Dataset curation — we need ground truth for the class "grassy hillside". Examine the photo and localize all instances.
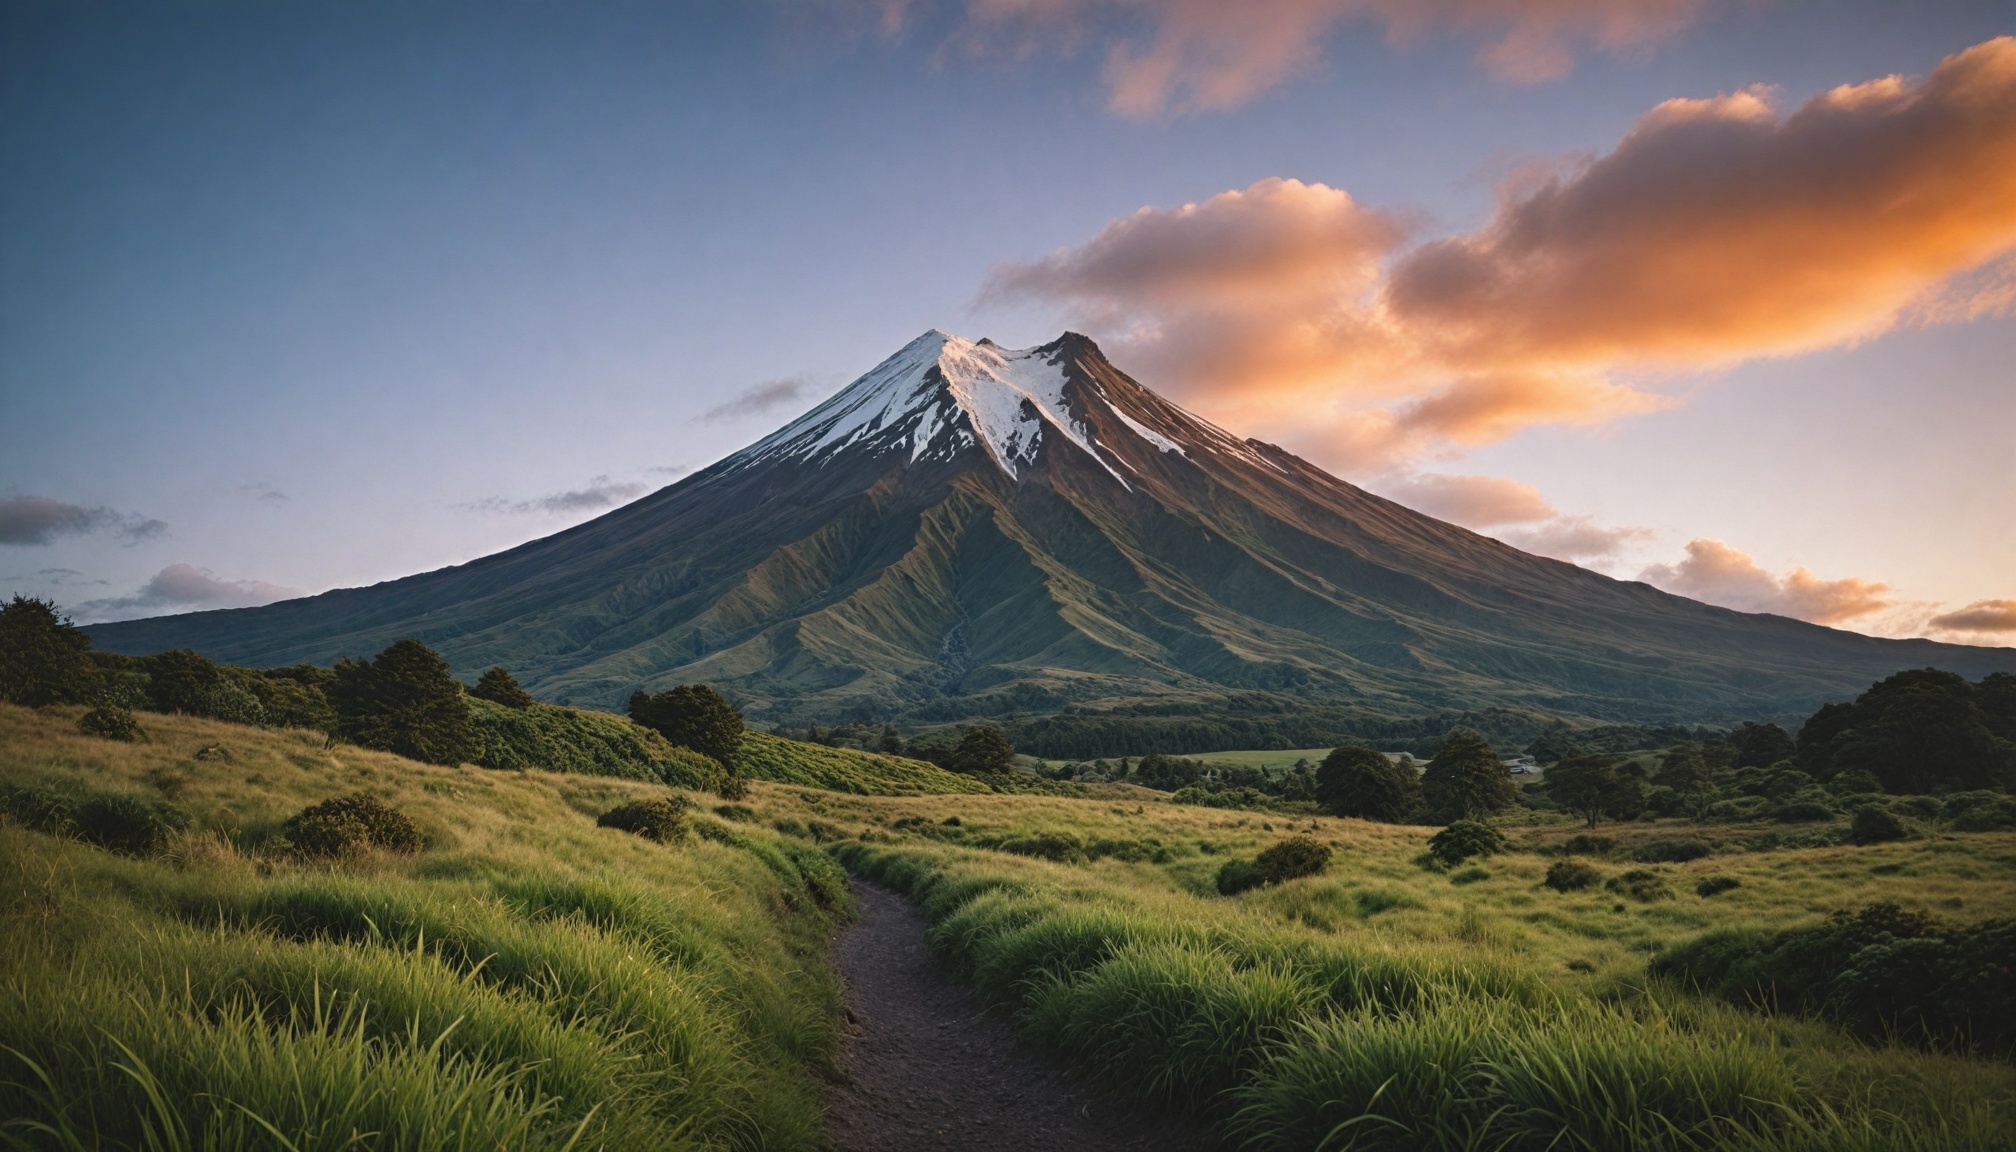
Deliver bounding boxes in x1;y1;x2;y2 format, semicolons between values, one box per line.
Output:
743;786;2016;1149
735;730;990;795
0;702;853;1150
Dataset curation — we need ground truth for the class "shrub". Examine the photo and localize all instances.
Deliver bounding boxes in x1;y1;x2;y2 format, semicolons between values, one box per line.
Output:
596;797;690;843
714;804;758;822
1630;839;1711;864
1426;819;1503;865
73;794;188;855
997;831;1086;863
1604;869;1672;902
1943;790;2016;831
1774;799;1836;823
1544;860;1601;892
0;596;101;706
470;665;536;708
1657;903;2016;1057
716;775;749;801
1558;834;1615;856
76;705;142;742
1314;745;1422;822
627;684;743;767
328;640;475;765
1216;837;1331;896
284;793;424;857
1695;876;1741;897
1848;805;1908;845
947;725;1015;775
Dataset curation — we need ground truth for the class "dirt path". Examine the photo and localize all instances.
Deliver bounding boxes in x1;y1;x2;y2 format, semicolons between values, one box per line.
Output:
823;881;1215;1152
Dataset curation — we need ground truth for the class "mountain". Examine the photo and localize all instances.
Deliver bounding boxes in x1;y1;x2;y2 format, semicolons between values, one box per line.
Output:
88;330;2015;725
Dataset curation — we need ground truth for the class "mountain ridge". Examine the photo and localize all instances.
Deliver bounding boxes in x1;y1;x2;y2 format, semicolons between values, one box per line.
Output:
88;330;2016;724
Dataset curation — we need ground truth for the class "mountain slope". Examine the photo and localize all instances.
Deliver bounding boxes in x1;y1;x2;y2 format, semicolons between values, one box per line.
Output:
89;330;2015;723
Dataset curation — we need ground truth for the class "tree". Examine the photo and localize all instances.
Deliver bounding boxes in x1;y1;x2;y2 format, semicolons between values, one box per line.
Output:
1794;669;2016;794
1652;743;1713;793
1728;721;1796;768
472;666;536;709
879;724;906;755
1315;745;1423;822
947;724;1015;774
1543;755;1643;829
1421;729;1517;822
328;639;477;766
628;684;744;768
0;596;100;706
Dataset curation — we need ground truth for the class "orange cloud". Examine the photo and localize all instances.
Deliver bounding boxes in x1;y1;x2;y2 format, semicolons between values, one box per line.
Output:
1370;472;1555;527
1496;516;1652;565
985;39;2016;469
1929;599;2016;634
921;0;1702;115
1639;538;1894;625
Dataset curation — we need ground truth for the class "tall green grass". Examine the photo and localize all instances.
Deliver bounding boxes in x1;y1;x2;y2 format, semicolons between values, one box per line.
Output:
835;838;2016;1151
0;703;853;1151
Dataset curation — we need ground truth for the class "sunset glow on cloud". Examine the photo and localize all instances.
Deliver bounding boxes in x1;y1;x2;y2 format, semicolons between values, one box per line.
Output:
986;37;2016;470
1640;538;1895;625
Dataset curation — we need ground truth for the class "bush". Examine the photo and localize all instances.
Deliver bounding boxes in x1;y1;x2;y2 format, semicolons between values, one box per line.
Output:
627;684;743;767
1848;805;1908;845
470;666;536;709
1943;790;2016;831
1604;869;1672;902
716;775;749;801
284;794;424;857
0;596;101;706
1217;836;1332;896
998;831;1086;863
596;797;690;843
1558;834;1615;856
1314;745;1422;822
329;640;475;765
76;706;142;742
74;794;188;855
1695;876;1741;897
1544;860;1601;892
1774;799;1836;823
1630;838;1711;864
1656;903;2016;1057
1426;819;1503;866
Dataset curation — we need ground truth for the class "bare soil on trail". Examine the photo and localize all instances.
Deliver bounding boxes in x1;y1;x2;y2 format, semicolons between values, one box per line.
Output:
823;881;1215;1152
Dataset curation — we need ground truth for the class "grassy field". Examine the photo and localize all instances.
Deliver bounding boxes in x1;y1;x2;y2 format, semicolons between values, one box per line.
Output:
743;786;2016;1150
0;702;855;1151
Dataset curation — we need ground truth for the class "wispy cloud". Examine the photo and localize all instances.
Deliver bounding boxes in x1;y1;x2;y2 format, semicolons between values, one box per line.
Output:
74;563;300;622
985;38;2016;471
462;476;648;516
0;495;166;546
860;0;1704;117
699;377;816;423
239;482;289;504
1371;471;1650;564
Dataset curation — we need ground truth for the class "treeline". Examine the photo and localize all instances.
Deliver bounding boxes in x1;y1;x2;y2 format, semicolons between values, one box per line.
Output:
0;596;739;791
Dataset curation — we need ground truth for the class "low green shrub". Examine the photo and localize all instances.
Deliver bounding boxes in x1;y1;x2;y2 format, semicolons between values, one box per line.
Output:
1848;805;1907;845
76;706;143;742
1631;839;1711;863
995;831;1086;863
713;804;758;822
1695;876;1741;897
595;797;689;843
284;794;424;857
1557;834;1615;856
1544;860;1601;892
0;783;186;855
1656;903;2016;1057
1217;836;1332;895
1943;790;2016;831
1604;869;1672;902
1426;820;1502;865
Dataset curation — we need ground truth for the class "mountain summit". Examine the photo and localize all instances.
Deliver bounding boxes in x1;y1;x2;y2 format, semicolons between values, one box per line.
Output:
89;331;2014;723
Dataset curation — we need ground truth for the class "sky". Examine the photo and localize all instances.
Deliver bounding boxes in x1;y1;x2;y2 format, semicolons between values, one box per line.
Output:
2;0;2012;645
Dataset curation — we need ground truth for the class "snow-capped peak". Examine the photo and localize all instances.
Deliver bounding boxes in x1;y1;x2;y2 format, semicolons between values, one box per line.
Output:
731;329;1116;481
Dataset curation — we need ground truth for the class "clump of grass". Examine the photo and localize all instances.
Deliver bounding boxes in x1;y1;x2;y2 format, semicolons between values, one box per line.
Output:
596;796;689;843
1545;860;1601;892
284;793;423;857
1696;875;1741;897
1604;868;1673;902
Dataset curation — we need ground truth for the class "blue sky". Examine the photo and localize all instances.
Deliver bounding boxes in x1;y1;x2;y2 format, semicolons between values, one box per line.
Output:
2;0;2011;641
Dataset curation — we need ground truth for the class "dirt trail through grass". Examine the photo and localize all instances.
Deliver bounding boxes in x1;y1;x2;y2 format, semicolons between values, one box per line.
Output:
824;881;1212;1152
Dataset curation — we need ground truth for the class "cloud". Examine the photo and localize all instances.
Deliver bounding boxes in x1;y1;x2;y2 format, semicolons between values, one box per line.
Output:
463;476;648;516
874;0;1703;116
1495;515;1651;565
985;38;2016;470
0;495;166;546
75;563;300;621
1640;538;1894;625
700;377;816;423
1928;599;2016;635
239;483;289;504
647;464;692;477
1369;472;1555;527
